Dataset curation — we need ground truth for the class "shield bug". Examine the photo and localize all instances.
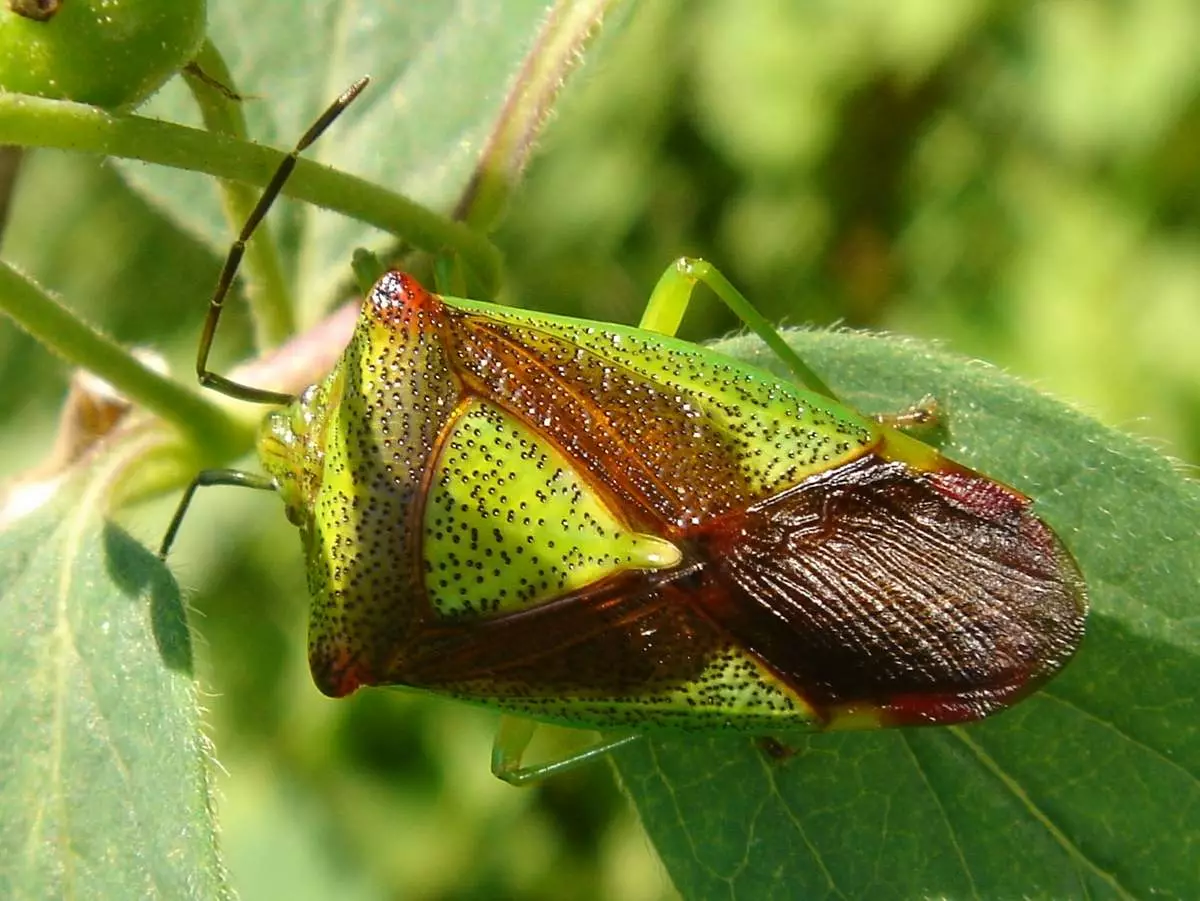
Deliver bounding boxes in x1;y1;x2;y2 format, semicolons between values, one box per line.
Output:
160;81;1088;785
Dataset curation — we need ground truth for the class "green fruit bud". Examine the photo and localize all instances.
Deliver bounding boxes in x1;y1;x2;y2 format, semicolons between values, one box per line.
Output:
0;0;207;109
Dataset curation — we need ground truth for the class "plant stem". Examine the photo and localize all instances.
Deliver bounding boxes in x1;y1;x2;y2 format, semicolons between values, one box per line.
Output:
0;93;503;295
184;40;294;349
0;261;252;458
455;0;629;232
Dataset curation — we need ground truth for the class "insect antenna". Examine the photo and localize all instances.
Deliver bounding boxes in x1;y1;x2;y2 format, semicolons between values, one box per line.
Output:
195;76;370;406
158;77;370;560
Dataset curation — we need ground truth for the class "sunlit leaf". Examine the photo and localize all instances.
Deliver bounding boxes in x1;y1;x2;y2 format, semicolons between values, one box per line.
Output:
0;468;227;900
616;330;1199;900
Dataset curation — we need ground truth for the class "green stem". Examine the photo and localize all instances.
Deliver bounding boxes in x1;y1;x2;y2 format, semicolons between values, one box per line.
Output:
183;40;294;349
0;260;251;458
0;93;503;294
455;0;629;232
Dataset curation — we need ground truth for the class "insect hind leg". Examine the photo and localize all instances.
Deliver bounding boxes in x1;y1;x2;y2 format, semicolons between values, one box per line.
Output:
641;257;837;400
490;715;643;786
874;394;943;433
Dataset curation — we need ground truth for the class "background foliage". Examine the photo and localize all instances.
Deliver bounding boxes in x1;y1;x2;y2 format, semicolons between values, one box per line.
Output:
2;1;1199;899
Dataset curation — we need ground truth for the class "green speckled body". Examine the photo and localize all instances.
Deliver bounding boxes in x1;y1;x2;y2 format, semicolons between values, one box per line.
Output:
259;271;1087;733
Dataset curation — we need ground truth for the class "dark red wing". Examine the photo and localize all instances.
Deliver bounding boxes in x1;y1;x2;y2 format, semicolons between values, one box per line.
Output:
697;454;1088;725
390;453;1085;728
392;568;727;696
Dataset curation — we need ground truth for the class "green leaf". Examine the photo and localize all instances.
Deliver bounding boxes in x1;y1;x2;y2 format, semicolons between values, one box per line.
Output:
614;329;1199;900
0;465;227;900
0;5;630;898
120;0;570;324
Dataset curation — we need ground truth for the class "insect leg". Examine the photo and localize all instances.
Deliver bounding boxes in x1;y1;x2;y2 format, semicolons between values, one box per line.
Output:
873;394;943;432
159;468;277;559
195;77;370;406
490;715;643;786
756;736;798;764
642;257;838;400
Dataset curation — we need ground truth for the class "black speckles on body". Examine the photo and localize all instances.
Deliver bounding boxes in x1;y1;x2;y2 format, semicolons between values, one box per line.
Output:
265;276;1083;732
423;400;680;618
447;307;877;530
268;285;461;696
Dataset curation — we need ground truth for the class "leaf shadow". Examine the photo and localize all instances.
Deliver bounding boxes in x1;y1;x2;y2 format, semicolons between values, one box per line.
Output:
1041;608;1199;773
102;522;194;675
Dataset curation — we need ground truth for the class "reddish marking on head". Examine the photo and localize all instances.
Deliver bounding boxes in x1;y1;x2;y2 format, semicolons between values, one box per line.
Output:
367;270;439;323
313;648;376;698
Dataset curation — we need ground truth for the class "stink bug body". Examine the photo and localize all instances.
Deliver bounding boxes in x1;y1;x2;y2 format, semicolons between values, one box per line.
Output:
161;81;1088;784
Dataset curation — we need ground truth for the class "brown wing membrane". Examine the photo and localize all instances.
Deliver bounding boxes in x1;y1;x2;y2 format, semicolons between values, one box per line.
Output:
393;568;727;697
389;453;1084;728
698;454;1088;725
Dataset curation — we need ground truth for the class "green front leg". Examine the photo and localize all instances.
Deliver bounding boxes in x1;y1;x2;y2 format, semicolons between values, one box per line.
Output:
490;716;643;786
640;257;838;400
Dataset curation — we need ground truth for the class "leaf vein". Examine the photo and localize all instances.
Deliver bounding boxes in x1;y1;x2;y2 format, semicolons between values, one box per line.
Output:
899;733;980;901
950;727;1136;900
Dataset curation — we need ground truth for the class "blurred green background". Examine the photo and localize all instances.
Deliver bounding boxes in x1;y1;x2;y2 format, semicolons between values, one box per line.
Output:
3;1;1199;899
